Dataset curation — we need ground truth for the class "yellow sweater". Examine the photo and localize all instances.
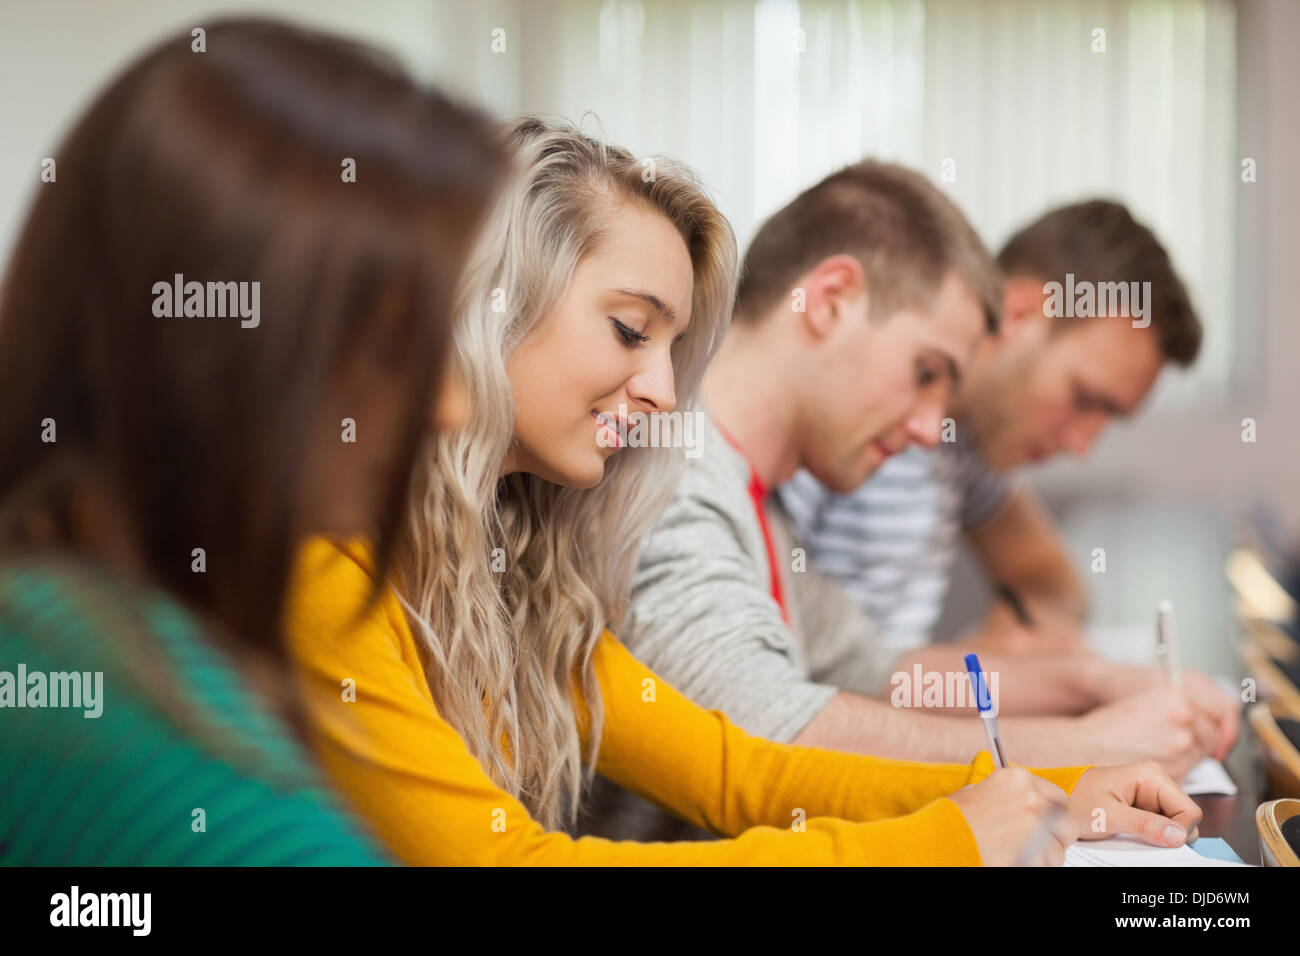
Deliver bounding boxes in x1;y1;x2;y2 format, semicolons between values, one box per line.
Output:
285;537;1088;865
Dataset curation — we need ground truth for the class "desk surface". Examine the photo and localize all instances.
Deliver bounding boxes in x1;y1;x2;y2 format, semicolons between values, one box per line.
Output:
1193;717;1262;864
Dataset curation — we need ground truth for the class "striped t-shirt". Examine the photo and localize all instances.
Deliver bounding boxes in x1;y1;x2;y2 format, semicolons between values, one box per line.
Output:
779;434;1016;652
0;559;387;866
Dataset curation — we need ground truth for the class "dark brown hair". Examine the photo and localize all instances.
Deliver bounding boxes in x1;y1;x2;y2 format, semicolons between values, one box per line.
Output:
997;199;1202;366
0;20;506;658
734;159;1001;333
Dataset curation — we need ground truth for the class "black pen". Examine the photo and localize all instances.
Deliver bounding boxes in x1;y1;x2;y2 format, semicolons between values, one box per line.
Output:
997;582;1036;630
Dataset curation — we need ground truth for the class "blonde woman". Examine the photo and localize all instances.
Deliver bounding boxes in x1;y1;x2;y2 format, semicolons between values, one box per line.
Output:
286;117;1201;865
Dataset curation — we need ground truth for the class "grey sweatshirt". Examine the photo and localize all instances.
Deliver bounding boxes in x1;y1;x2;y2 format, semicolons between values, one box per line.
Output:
577;409;897;841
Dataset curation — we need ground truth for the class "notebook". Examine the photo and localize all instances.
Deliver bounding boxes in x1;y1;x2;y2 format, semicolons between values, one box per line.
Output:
1064;834;1248;867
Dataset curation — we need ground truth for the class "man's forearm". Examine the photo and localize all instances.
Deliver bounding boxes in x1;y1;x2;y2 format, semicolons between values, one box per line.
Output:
968;489;1089;623
791;690;1098;765
1008;555;1088;622
1022;582;1087;625
891;645;1100;716
791;690;985;761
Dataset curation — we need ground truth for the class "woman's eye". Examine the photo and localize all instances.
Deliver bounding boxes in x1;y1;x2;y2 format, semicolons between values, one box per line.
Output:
915;363;937;388
611;317;649;346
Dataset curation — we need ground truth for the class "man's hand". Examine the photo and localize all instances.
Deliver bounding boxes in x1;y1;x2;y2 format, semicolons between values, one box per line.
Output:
1180;670;1242;760
967;621;1245;762
1085;664;1242;761
1075;684;1213;778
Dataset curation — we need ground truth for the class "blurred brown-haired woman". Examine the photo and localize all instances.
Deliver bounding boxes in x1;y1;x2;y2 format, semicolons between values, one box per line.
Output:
0;19;505;864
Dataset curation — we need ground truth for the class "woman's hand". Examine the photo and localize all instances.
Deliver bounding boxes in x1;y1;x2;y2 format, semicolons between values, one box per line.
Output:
949;767;1080;866
1067;762;1203;846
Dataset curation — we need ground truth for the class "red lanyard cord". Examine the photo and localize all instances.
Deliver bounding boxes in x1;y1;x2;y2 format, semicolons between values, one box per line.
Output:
713;419;791;626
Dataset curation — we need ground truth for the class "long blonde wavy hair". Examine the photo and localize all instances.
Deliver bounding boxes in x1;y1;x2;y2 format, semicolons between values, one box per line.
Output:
396;116;737;829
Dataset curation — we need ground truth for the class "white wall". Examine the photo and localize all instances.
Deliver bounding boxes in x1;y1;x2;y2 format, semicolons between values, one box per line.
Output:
1029;0;1300;542
0;0;449;265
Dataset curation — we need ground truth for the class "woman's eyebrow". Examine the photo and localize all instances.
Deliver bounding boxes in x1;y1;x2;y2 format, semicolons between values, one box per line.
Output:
606;288;680;327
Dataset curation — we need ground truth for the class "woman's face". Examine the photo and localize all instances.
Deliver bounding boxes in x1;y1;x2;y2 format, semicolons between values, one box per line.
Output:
503;201;694;488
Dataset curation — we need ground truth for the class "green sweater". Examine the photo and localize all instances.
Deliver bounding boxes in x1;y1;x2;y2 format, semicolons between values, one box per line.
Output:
0;559;388;865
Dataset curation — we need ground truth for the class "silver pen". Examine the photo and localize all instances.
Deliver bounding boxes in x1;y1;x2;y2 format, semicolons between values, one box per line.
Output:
1155;599;1182;685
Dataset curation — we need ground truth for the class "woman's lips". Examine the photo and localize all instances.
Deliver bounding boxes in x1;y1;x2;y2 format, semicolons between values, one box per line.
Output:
593;410;624;449
873;439;895;460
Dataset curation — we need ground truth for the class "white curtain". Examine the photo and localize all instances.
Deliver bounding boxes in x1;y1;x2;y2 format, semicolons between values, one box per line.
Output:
427;0;1238;400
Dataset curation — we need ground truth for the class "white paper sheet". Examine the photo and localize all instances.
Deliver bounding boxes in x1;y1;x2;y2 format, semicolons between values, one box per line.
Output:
1179;757;1239;795
1064;834;1247;867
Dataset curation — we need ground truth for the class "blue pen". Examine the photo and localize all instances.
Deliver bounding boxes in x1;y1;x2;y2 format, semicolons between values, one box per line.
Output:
964;653;1007;768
